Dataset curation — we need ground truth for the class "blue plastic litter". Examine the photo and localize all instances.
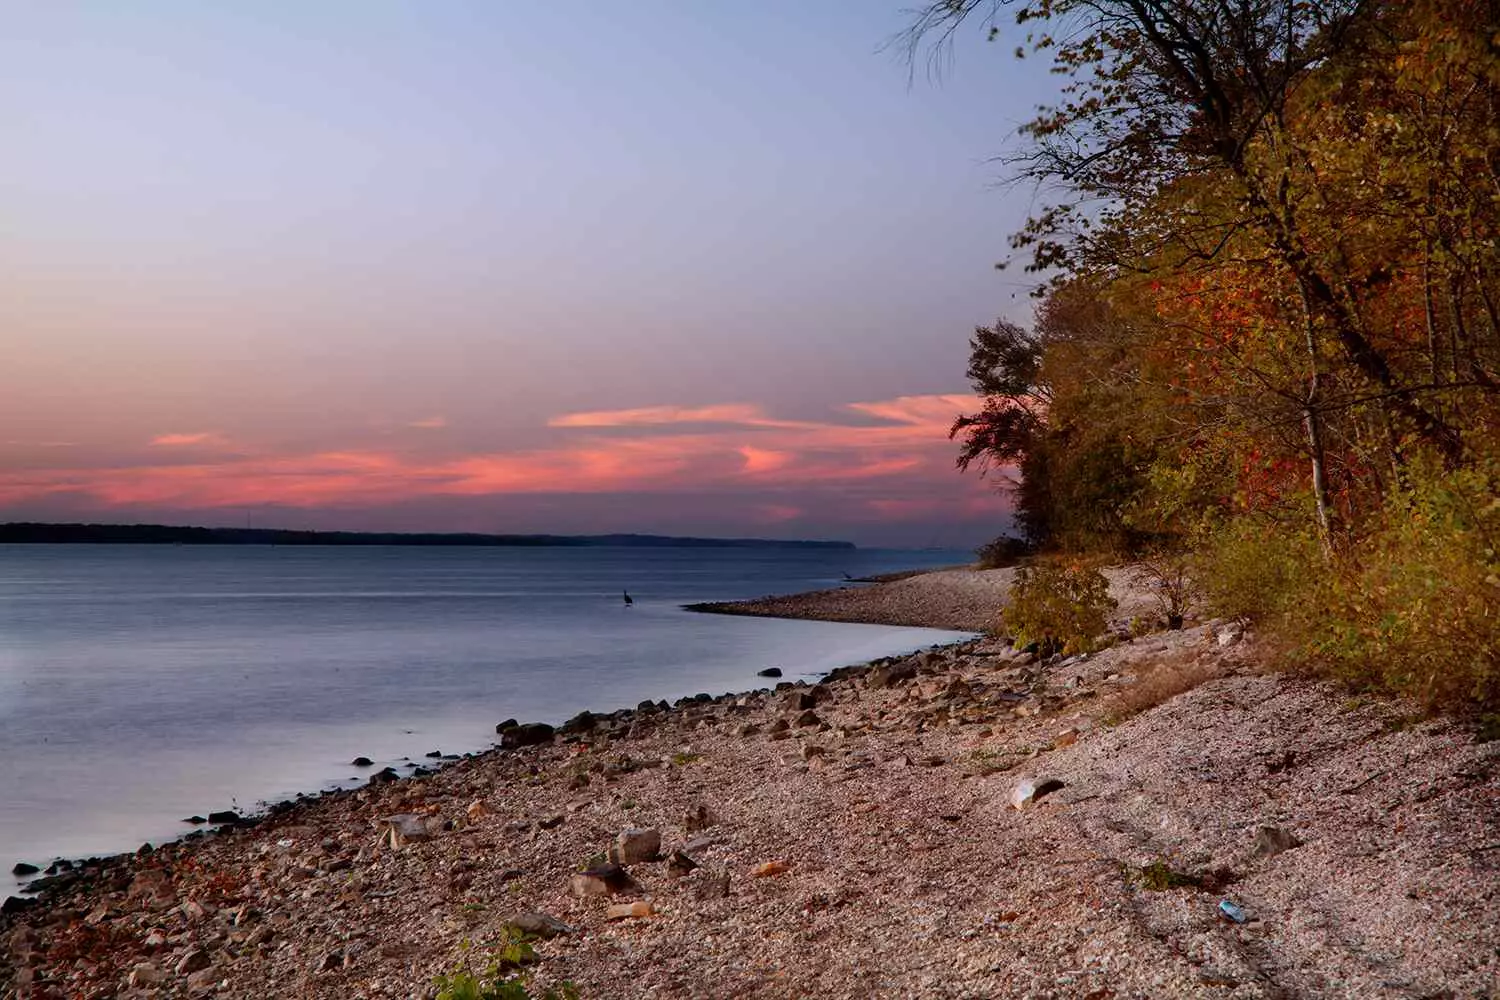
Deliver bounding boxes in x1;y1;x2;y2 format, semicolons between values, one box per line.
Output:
1218;899;1248;923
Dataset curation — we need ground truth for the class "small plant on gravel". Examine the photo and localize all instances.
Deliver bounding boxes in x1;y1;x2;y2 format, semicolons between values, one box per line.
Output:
1003;560;1118;656
1135;553;1195;629
670;752;702;766
433;933;578;1000
1126;860;1202;891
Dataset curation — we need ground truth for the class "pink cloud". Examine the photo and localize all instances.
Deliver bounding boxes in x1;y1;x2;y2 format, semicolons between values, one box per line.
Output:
408;416;447;429
1;394;1002;525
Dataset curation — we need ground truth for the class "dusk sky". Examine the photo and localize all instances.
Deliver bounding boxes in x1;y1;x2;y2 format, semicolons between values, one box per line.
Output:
1;2;1059;548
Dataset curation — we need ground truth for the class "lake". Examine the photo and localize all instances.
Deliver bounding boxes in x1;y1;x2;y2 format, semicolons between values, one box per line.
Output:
0;544;971;878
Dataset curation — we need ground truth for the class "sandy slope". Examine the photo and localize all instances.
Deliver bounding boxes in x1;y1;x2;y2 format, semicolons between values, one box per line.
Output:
3;570;1497;999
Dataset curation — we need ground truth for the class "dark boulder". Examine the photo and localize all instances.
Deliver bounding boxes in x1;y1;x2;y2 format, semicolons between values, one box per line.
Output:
757;667;783;678
494;718;519;734
11;862;39;876
561;711;597;734
206;810;240;825
500;722;555;749
350;757;373;768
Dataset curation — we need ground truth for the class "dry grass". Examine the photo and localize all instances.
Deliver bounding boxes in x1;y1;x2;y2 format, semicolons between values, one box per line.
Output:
1101;651;1226;725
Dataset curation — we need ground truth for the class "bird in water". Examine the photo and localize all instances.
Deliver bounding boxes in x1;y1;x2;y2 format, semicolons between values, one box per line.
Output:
623;589;634;607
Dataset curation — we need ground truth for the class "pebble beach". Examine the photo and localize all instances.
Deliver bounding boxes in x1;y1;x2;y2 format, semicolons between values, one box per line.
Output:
4;566;1497;999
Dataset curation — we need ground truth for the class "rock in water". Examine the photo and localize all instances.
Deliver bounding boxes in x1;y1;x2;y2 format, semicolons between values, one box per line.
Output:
757;667;783;678
206;810;239;825
350;756;373;767
10;862;38;876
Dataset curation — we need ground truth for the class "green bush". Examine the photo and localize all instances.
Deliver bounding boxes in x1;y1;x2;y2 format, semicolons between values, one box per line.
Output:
1195;460;1500;714
1196;518;1321;624
1286;462;1500;711
1002;560;1118;655
434;932;579;1000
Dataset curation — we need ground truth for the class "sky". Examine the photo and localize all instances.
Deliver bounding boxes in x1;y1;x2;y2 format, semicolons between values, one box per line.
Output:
0;2;1059;548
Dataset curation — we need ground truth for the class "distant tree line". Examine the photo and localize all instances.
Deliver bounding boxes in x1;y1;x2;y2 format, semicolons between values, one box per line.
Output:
0;522;855;550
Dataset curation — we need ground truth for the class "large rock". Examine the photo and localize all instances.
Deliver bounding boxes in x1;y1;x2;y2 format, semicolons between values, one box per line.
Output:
379;813;441;849
757;667;783;678
868;661;918;689
561;711;597;734
780;690;816;712
1252;825;1302;858
569;863;639;897
500;722;555;749
176;947;212;975
611;828;662;864
10;862;38;876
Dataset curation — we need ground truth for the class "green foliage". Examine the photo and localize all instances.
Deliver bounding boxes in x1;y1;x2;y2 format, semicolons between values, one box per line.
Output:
433;932;579;1000
1283;461;1500;712
976;534;1029;569
1127;860;1202;892
1197;519;1322;625
1003;560;1118;656
432;970;579;1000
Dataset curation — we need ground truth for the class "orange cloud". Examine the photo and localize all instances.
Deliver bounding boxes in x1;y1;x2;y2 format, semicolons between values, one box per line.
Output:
0;394;996;521
150;432;226;447
408;416;447;429
547;404;775;428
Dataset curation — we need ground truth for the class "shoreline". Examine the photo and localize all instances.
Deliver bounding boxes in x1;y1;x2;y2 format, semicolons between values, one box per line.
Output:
5;567;1498;999
7;570;989;892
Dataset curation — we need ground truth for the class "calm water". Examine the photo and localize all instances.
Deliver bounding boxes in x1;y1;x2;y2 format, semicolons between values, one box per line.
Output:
0;544;970;878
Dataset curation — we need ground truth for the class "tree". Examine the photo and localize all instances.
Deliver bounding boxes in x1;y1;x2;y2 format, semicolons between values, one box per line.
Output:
907;0;1484;469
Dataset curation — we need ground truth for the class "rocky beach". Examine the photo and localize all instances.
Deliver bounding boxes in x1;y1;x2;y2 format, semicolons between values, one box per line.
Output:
4;566;1498;999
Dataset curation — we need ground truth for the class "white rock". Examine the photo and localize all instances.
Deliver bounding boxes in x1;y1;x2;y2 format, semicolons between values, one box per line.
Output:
1011;776;1066;810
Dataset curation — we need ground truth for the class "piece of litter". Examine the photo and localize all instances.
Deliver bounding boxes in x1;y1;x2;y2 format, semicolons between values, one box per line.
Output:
1218;899;1247;923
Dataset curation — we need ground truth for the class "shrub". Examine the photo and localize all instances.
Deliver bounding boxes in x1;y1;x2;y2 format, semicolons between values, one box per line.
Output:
1283;461;1500;712
1194;459;1500;714
1134;553;1195;629
1002;560;1118;656
1196;518;1321;624
976;534;1030;569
